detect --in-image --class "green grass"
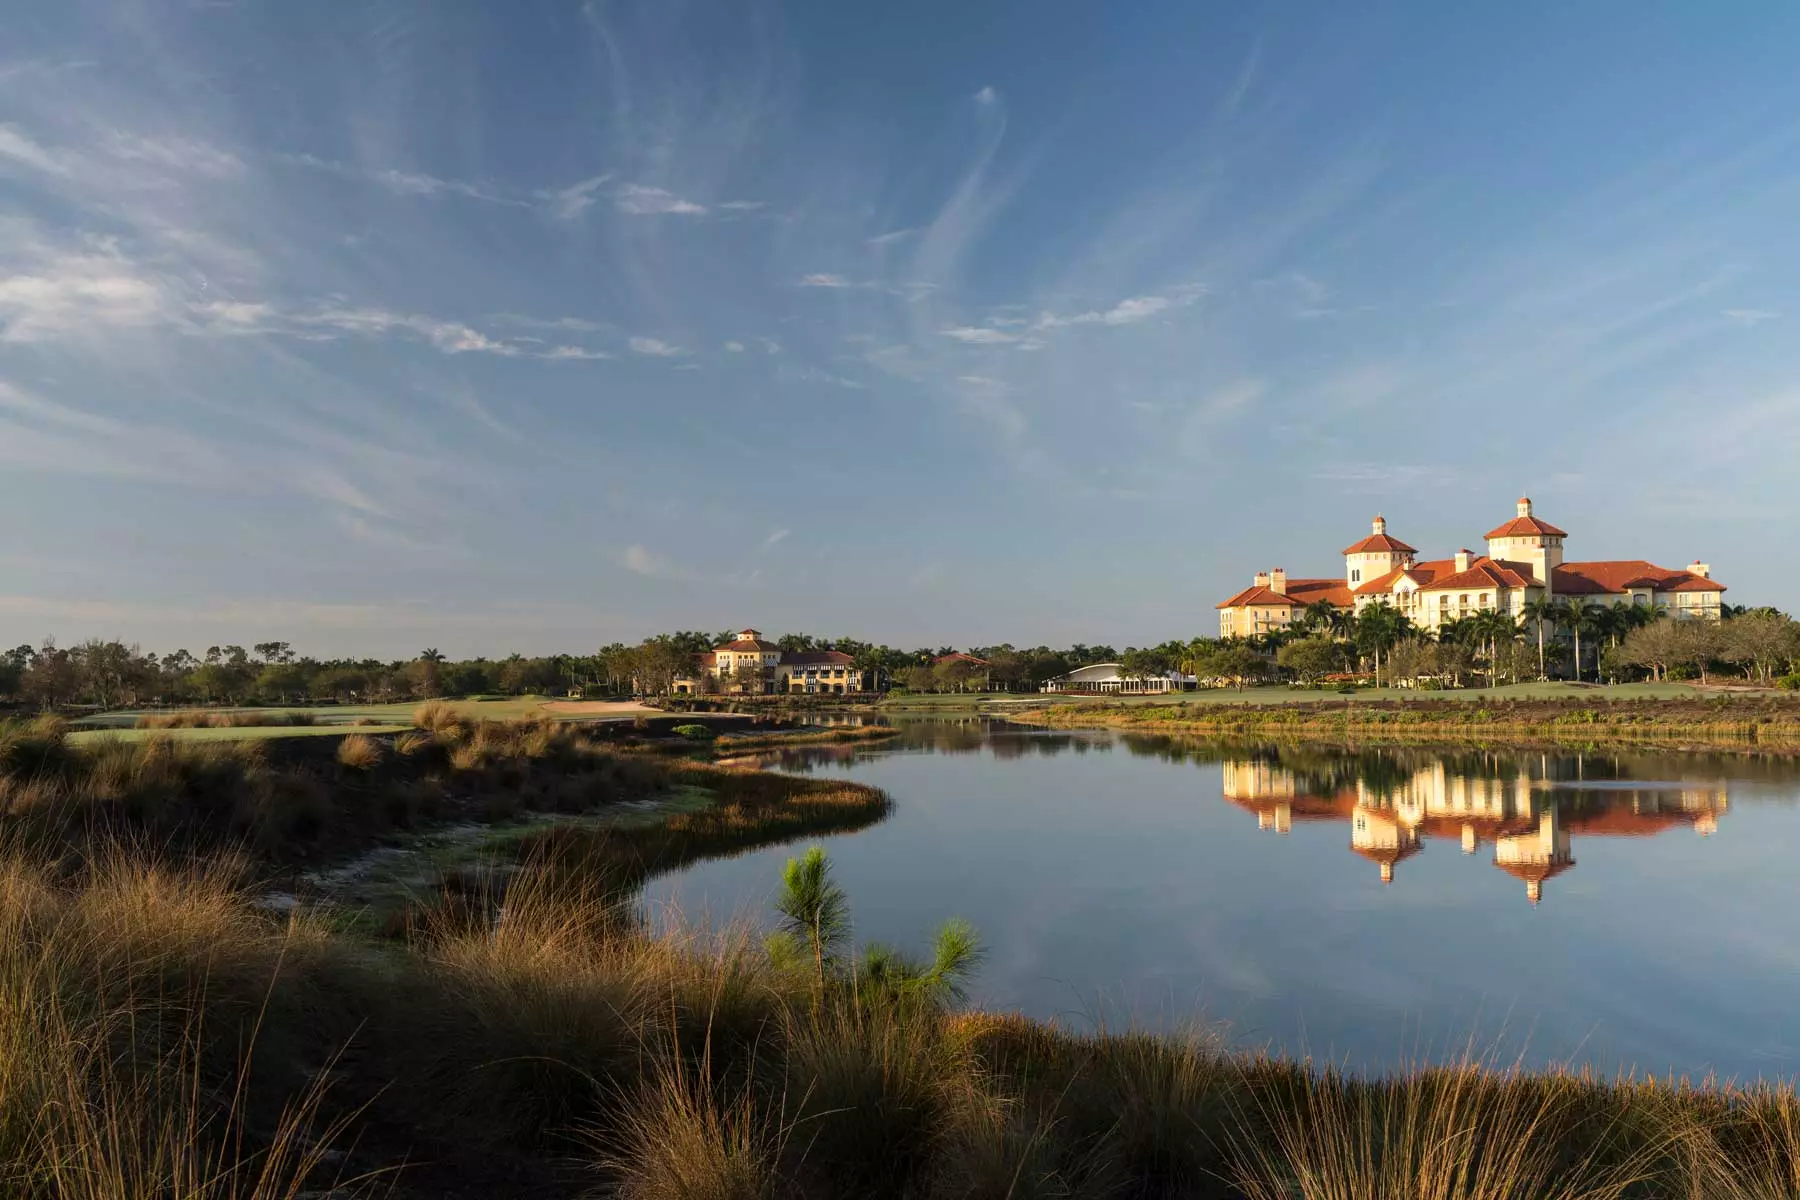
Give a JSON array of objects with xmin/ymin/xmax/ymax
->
[{"xmin": 888, "ymin": 681, "xmax": 1724, "ymax": 710}]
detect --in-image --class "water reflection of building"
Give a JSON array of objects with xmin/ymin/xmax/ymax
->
[{"xmin": 1223, "ymin": 756, "xmax": 1729, "ymax": 904}]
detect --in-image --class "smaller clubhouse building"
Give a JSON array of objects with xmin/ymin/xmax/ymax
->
[
  {"xmin": 1218, "ymin": 498, "xmax": 1725, "ymax": 639},
  {"xmin": 672, "ymin": 629, "xmax": 865, "ymax": 696}
]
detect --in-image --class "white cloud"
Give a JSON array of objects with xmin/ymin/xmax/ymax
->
[
  {"xmin": 619, "ymin": 544, "xmax": 693, "ymax": 580},
  {"xmin": 1722, "ymin": 308, "xmax": 1780, "ymax": 326},
  {"xmin": 763, "ymin": 528, "xmax": 790, "ymax": 549},
  {"xmin": 1097, "ymin": 295, "xmax": 1172, "ymax": 325},
  {"xmin": 717, "ymin": 200, "xmax": 765, "ymax": 211},
  {"xmin": 0, "ymin": 238, "xmax": 171, "ymax": 342},
  {"xmin": 0, "ymin": 123, "xmax": 68, "ymax": 176},
  {"xmin": 974, "ymin": 86, "xmax": 998, "ymax": 105},
  {"xmin": 105, "ymin": 133, "xmax": 243, "ymax": 178},
  {"xmin": 543, "ymin": 344, "xmax": 612, "ymax": 359},
  {"xmin": 799, "ymin": 273, "xmax": 855, "ymax": 288},
  {"xmin": 1036, "ymin": 294, "xmax": 1175, "ymax": 330},
  {"xmin": 629, "ymin": 335, "xmax": 683, "ymax": 356},
  {"xmin": 723, "ymin": 340, "xmax": 745, "ymax": 352},
  {"xmin": 868, "ymin": 227, "xmax": 917, "ymax": 245},
  {"xmin": 760, "ymin": 338, "xmax": 781, "ymax": 354},
  {"xmin": 538, "ymin": 173, "xmax": 614, "ymax": 219},
  {"xmin": 287, "ymin": 154, "xmax": 519, "ymax": 204},
  {"xmin": 941, "ymin": 326, "xmax": 1016, "ymax": 344},
  {"xmin": 614, "ymin": 184, "xmax": 707, "ymax": 215}
]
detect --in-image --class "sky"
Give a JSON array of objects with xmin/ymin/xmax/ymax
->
[{"xmin": 3, "ymin": 1, "xmax": 1799, "ymax": 658}]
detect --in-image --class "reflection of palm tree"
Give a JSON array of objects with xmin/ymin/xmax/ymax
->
[{"xmin": 1521, "ymin": 597, "xmax": 1556, "ymax": 681}]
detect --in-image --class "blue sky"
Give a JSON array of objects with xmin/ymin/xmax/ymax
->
[{"xmin": 3, "ymin": 1, "xmax": 1797, "ymax": 656}]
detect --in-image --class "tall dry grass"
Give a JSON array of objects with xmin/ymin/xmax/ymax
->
[{"xmin": 136, "ymin": 710, "xmax": 318, "ymax": 730}]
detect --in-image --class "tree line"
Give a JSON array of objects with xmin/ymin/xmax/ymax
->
[
  {"xmin": 5, "ymin": 603, "xmax": 1796, "ymax": 712},
  {"xmin": 1258, "ymin": 600, "xmax": 1800, "ymax": 689}
]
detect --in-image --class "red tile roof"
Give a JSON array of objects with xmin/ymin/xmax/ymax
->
[
  {"xmin": 1351, "ymin": 842, "xmax": 1423, "ymax": 866},
  {"xmin": 1494, "ymin": 859, "xmax": 1575, "ymax": 884},
  {"xmin": 1216, "ymin": 579, "xmax": 1353, "ymax": 609},
  {"xmin": 785, "ymin": 650, "xmax": 855, "ymax": 666},
  {"xmin": 1418, "ymin": 558, "xmax": 1540, "ymax": 592},
  {"xmin": 1354, "ymin": 557, "xmax": 1541, "ymax": 596},
  {"xmin": 1552, "ymin": 561, "xmax": 1725, "ymax": 595},
  {"xmin": 1341, "ymin": 532, "xmax": 1418, "ymax": 555},
  {"xmin": 716, "ymin": 639, "xmax": 780, "ymax": 652},
  {"xmin": 1484, "ymin": 515, "xmax": 1569, "ymax": 539}
]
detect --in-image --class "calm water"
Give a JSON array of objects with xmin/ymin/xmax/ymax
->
[{"xmin": 646, "ymin": 719, "xmax": 1800, "ymax": 1080}]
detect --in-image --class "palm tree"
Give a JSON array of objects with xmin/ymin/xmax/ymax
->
[
  {"xmin": 1572, "ymin": 604, "xmax": 1609, "ymax": 683},
  {"xmin": 1301, "ymin": 600, "xmax": 1339, "ymax": 636},
  {"xmin": 1521, "ymin": 597, "xmax": 1557, "ymax": 681},
  {"xmin": 1355, "ymin": 602, "xmax": 1413, "ymax": 688},
  {"xmin": 1476, "ymin": 609, "xmax": 1522, "ymax": 686}
]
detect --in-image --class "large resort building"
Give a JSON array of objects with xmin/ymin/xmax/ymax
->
[
  {"xmin": 671, "ymin": 629, "xmax": 865, "ymax": 696},
  {"xmin": 1217, "ymin": 498, "xmax": 1725, "ymax": 639}
]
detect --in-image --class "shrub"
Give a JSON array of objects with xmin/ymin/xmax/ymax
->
[
  {"xmin": 674, "ymin": 724, "xmax": 717, "ymax": 742},
  {"xmin": 1778, "ymin": 674, "xmax": 1800, "ymax": 691},
  {"xmin": 599, "ymin": 1054, "xmax": 786, "ymax": 1200},
  {"xmin": 414, "ymin": 700, "xmax": 467, "ymax": 736},
  {"xmin": 336, "ymin": 733, "xmax": 383, "ymax": 770}
]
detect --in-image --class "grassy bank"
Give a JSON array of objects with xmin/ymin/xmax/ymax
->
[
  {"xmin": 0, "ymin": 846, "xmax": 1797, "ymax": 1198},
  {"xmin": 1017, "ymin": 693, "xmax": 1800, "ymax": 752},
  {"xmin": 5, "ymin": 710, "xmax": 1800, "ymax": 1198}
]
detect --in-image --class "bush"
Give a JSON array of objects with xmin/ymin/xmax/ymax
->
[
  {"xmin": 1779, "ymin": 674, "xmax": 1800, "ymax": 691},
  {"xmin": 336, "ymin": 733, "xmax": 383, "ymax": 770},
  {"xmin": 674, "ymin": 724, "xmax": 717, "ymax": 742}
]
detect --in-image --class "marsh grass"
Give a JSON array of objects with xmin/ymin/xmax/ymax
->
[{"xmin": 9, "ymin": 715, "xmax": 1800, "ymax": 1198}]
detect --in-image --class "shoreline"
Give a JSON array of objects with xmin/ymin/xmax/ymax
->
[{"xmin": 1005, "ymin": 692, "xmax": 1800, "ymax": 755}]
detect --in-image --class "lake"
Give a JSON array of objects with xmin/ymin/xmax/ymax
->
[{"xmin": 646, "ymin": 718, "xmax": 1800, "ymax": 1081}]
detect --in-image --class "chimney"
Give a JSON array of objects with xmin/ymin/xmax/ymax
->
[
  {"xmin": 1455, "ymin": 548, "xmax": 1472, "ymax": 573},
  {"xmin": 1270, "ymin": 567, "xmax": 1288, "ymax": 595},
  {"xmin": 1517, "ymin": 496, "xmax": 1533, "ymax": 518},
  {"xmin": 1372, "ymin": 514, "xmax": 1387, "ymax": 536},
  {"xmin": 1253, "ymin": 571, "xmax": 1271, "ymax": 589},
  {"xmin": 1689, "ymin": 561, "xmax": 1711, "ymax": 579}
]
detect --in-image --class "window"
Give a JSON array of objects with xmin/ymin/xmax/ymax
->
[
  {"xmin": 1480, "ymin": 593, "xmax": 1490, "ymax": 607},
  {"xmin": 1351, "ymin": 569, "xmax": 1361, "ymax": 582}
]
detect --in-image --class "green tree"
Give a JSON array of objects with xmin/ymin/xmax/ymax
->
[
  {"xmin": 1521, "ymin": 596, "xmax": 1557, "ymax": 681},
  {"xmin": 772, "ymin": 847, "xmax": 850, "ymax": 1006},
  {"xmin": 1355, "ymin": 602, "xmax": 1413, "ymax": 687},
  {"xmin": 1276, "ymin": 637, "xmax": 1340, "ymax": 684}
]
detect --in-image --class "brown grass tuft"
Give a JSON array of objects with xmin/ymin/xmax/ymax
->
[{"xmin": 336, "ymin": 733, "xmax": 384, "ymax": 770}]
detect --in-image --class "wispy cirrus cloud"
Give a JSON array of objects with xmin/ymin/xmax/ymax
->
[
  {"xmin": 614, "ymin": 184, "xmax": 706, "ymax": 215},
  {"xmin": 798, "ymin": 273, "xmax": 856, "ymax": 288},
  {"xmin": 537, "ymin": 173, "xmax": 614, "ymax": 218},
  {"xmin": 940, "ymin": 326, "xmax": 1016, "ymax": 344},
  {"xmin": 1722, "ymin": 308, "xmax": 1780, "ymax": 326},
  {"xmin": 628, "ymin": 335, "xmax": 684, "ymax": 356},
  {"xmin": 283, "ymin": 153, "xmax": 522, "ymax": 205}
]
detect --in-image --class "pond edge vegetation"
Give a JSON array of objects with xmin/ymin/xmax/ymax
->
[{"xmin": 2, "ymin": 709, "xmax": 1799, "ymax": 1197}]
